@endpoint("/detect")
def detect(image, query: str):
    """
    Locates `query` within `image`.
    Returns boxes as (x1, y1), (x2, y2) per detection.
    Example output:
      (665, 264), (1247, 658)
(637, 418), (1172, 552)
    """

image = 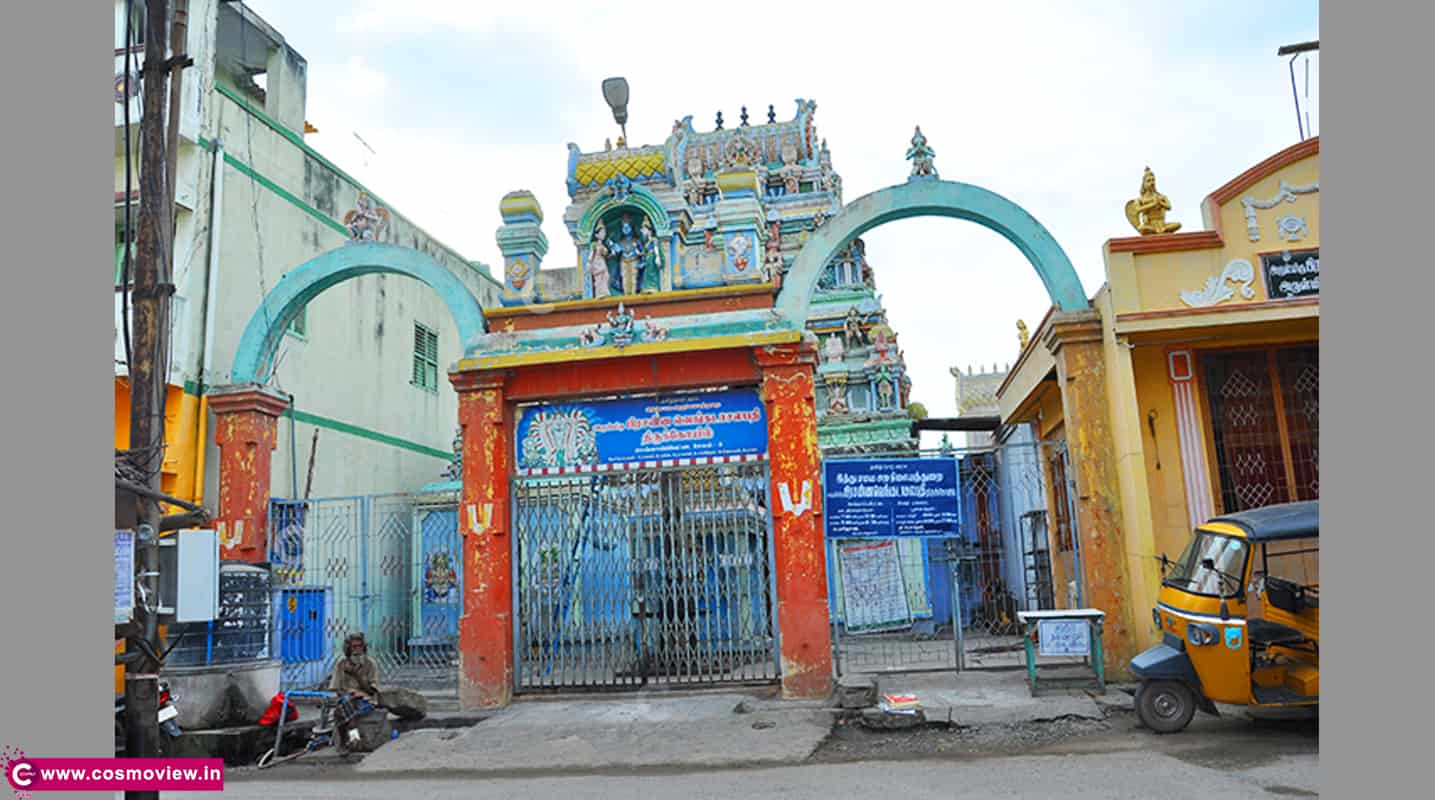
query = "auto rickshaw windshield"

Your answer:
(1164, 531), (1248, 597)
